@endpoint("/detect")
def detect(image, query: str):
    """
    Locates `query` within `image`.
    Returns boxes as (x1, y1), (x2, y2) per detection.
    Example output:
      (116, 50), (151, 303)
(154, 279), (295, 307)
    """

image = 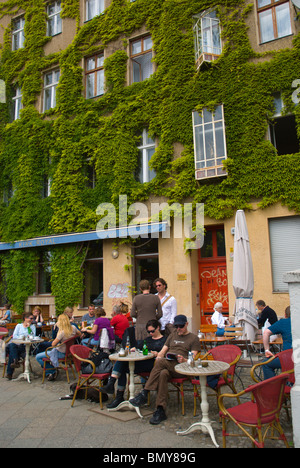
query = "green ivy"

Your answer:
(0, 0), (299, 311)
